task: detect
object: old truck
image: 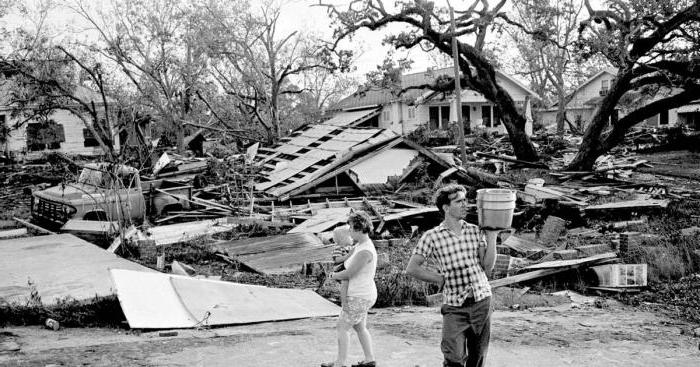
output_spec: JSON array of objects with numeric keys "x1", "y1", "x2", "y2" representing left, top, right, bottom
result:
[{"x1": 31, "y1": 163, "x2": 193, "y2": 227}]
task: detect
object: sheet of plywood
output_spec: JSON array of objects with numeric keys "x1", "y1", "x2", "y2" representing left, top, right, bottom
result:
[
  {"x1": 0, "y1": 234, "x2": 152, "y2": 304},
  {"x1": 288, "y1": 207, "x2": 352, "y2": 234},
  {"x1": 214, "y1": 233, "x2": 334, "y2": 274},
  {"x1": 111, "y1": 269, "x2": 340, "y2": 329}
]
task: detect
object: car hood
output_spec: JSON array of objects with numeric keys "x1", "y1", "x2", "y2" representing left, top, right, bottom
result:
[{"x1": 33, "y1": 183, "x2": 100, "y2": 202}]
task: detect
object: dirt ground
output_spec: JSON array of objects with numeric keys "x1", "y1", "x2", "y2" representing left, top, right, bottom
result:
[{"x1": 2, "y1": 301, "x2": 699, "y2": 367}]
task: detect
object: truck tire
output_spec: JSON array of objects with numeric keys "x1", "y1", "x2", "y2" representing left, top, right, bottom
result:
[{"x1": 84, "y1": 211, "x2": 108, "y2": 221}]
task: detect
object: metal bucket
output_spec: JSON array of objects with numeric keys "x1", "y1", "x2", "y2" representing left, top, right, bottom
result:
[{"x1": 476, "y1": 189, "x2": 516, "y2": 229}]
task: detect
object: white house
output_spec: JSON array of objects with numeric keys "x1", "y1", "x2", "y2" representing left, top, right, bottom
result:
[
  {"x1": 327, "y1": 67, "x2": 538, "y2": 136},
  {"x1": 0, "y1": 85, "x2": 120, "y2": 160},
  {"x1": 540, "y1": 68, "x2": 696, "y2": 132}
]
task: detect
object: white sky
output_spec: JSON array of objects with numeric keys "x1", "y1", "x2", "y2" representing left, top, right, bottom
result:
[
  {"x1": 277, "y1": 0, "x2": 467, "y2": 77},
  {"x1": 1, "y1": 0, "x2": 560, "y2": 83}
]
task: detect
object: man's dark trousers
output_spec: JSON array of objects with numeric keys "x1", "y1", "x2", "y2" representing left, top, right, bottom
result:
[{"x1": 440, "y1": 296, "x2": 491, "y2": 367}]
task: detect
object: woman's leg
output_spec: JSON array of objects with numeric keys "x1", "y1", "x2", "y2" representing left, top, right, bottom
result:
[
  {"x1": 335, "y1": 318, "x2": 352, "y2": 366},
  {"x1": 352, "y1": 316, "x2": 375, "y2": 362}
]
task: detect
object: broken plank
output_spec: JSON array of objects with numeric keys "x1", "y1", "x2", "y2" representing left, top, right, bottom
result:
[
  {"x1": 490, "y1": 253, "x2": 618, "y2": 289},
  {"x1": 584, "y1": 199, "x2": 669, "y2": 212}
]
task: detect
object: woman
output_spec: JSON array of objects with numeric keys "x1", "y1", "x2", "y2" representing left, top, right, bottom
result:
[{"x1": 323, "y1": 211, "x2": 378, "y2": 367}]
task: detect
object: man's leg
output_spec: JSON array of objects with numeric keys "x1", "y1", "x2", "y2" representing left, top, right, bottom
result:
[
  {"x1": 465, "y1": 297, "x2": 492, "y2": 367},
  {"x1": 441, "y1": 304, "x2": 468, "y2": 367}
]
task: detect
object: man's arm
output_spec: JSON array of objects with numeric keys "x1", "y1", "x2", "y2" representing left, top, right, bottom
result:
[
  {"x1": 405, "y1": 254, "x2": 444, "y2": 288},
  {"x1": 479, "y1": 230, "x2": 499, "y2": 275}
]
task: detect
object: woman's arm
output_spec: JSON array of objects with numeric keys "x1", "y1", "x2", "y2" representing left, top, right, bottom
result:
[
  {"x1": 332, "y1": 246, "x2": 354, "y2": 264},
  {"x1": 332, "y1": 250, "x2": 372, "y2": 280}
]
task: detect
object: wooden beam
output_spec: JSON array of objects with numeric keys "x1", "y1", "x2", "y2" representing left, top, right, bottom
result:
[{"x1": 13, "y1": 217, "x2": 55, "y2": 235}]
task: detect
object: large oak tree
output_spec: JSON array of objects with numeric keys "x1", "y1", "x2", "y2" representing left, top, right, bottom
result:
[
  {"x1": 320, "y1": 0, "x2": 540, "y2": 162},
  {"x1": 568, "y1": 0, "x2": 700, "y2": 170}
]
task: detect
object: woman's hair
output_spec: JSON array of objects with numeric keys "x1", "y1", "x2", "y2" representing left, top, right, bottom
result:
[
  {"x1": 434, "y1": 184, "x2": 466, "y2": 215},
  {"x1": 347, "y1": 210, "x2": 373, "y2": 234}
]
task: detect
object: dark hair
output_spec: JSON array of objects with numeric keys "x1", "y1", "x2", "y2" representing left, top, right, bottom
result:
[
  {"x1": 434, "y1": 184, "x2": 466, "y2": 215},
  {"x1": 347, "y1": 210, "x2": 373, "y2": 234}
]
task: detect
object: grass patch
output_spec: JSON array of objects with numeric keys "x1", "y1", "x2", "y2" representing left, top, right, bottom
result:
[{"x1": 0, "y1": 281, "x2": 126, "y2": 328}]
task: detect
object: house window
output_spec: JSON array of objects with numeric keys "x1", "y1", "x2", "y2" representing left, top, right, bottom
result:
[
  {"x1": 482, "y1": 105, "x2": 492, "y2": 127},
  {"x1": 440, "y1": 106, "x2": 450, "y2": 129},
  {"x1": 408, "y1": 107, "x2": 415, "y2": 119},
  {"x1": 429, "y1": 106, "x2": 439, "y2": 130},
  {"x1": 601, "y1": 80, "x2": 610, "y2": 95},
  {"x1": 382, "y1": 110, "x2": 391, "y2": 121},
  {"x1": 83, "y1": 128, "x2": 100, "y2": 147},
  {"x1": 26, "y1": 122, "x2": 65, "y2": 151},
  {"x1": 83, "y1": 120, "x2": 112, "y2": 147},
  {"x1": 660, "y1": 110, "x2": 669, "y2": 125}
]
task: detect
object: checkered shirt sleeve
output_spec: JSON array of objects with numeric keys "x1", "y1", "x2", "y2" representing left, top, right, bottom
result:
[{"x1": 412, "y1": 221, "x2": 492, "y2": 306}]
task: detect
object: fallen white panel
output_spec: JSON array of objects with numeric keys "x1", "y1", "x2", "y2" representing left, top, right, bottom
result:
[
  {"x1": 173, "y1": 277, "x2": 340, "y2": 325},
  {"x1": 111, "y1": 269, "x2": 340, "y2": 329},
  {"x1": 0, "y1": 234, "x2": 152, "y2": 304},
  {"x1": 110, "y1": 269, "x2": 197, "y2": 329}
]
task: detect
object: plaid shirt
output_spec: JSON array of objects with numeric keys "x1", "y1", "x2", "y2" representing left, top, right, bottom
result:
[{"x1": 413, "y1": 220, "x2": 492, "y2": 306}]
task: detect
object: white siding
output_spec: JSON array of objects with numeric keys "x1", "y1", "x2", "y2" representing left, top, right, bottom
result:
[{"x1": 1, "y1": 107, "x2": 118, "y2": 160}]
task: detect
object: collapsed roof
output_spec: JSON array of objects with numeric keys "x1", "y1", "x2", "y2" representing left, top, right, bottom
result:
[{"x1": 254, "y1": 123, "x2": 470, "y2": 201}]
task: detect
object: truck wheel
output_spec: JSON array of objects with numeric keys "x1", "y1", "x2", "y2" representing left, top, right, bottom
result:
[{"x1": 84, "y1": 211, "x2": 108, "y2": 221}]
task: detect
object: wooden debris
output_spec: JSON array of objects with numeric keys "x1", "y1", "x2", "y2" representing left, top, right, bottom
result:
[
  {"x1": 214, "y1": 233, "x2": 333, "y2": 275},
  {"x1": 13, "y1": 217, "x2": 55, "y2": 235},
  {"x1": 490, "y1": 253, "x2": 618, "y2": 289},
  {"x1": 584, "y1": 199, "x2": 669, "y2": 213},
  {"x1": 107, "y1": 225, "x2": 138, "y2": 253}
]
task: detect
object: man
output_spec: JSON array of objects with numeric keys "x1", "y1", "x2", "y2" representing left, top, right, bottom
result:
[{"x1": 405, "y1": 184, "x2": 498, "y2": 367}]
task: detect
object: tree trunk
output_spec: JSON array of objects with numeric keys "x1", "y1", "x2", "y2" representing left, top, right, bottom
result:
[
  {"x1": 494, "y1": 89, "x2": 539, "y2": 162},
  {"x1": 566, "y1": 72, "x2": 632, "y2": 170},
  {"x1": 175, "y1": 116, "x2": 185, "y2": 153},
  {"x1": 555, "y1": 85, "x2": 567, "y2": 137}
]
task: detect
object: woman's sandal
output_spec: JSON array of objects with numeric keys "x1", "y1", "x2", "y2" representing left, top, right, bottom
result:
[
  {"x1": 320, "y1": 362, "x2": 347, "y2": 367},
  {"x1": 351, "y1": 361, "x2": 376, "y2": 367}
]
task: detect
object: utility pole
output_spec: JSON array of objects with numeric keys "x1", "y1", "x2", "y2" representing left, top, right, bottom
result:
[{"x1": 450, "y1": 5, "x2": 468, "y2": 167}]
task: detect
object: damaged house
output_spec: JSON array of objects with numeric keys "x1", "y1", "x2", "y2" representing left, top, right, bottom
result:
[
  {"x1": 254, "y1": 122, "x2": 471, "y2": 202},
  {"x1": 539, "y1": 68, "x2": 700, "y2": 131},
  {"x1": 327, "y1": 67, "x2": 537, "y2": 136},
  {"x1": 0, "y1": 84, "x2": 120, "y2": 160}
]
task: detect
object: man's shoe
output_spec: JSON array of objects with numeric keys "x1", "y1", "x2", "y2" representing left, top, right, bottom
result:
[{"x1": 351, "y1": 361, "x2": 376, "y2": 367}]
